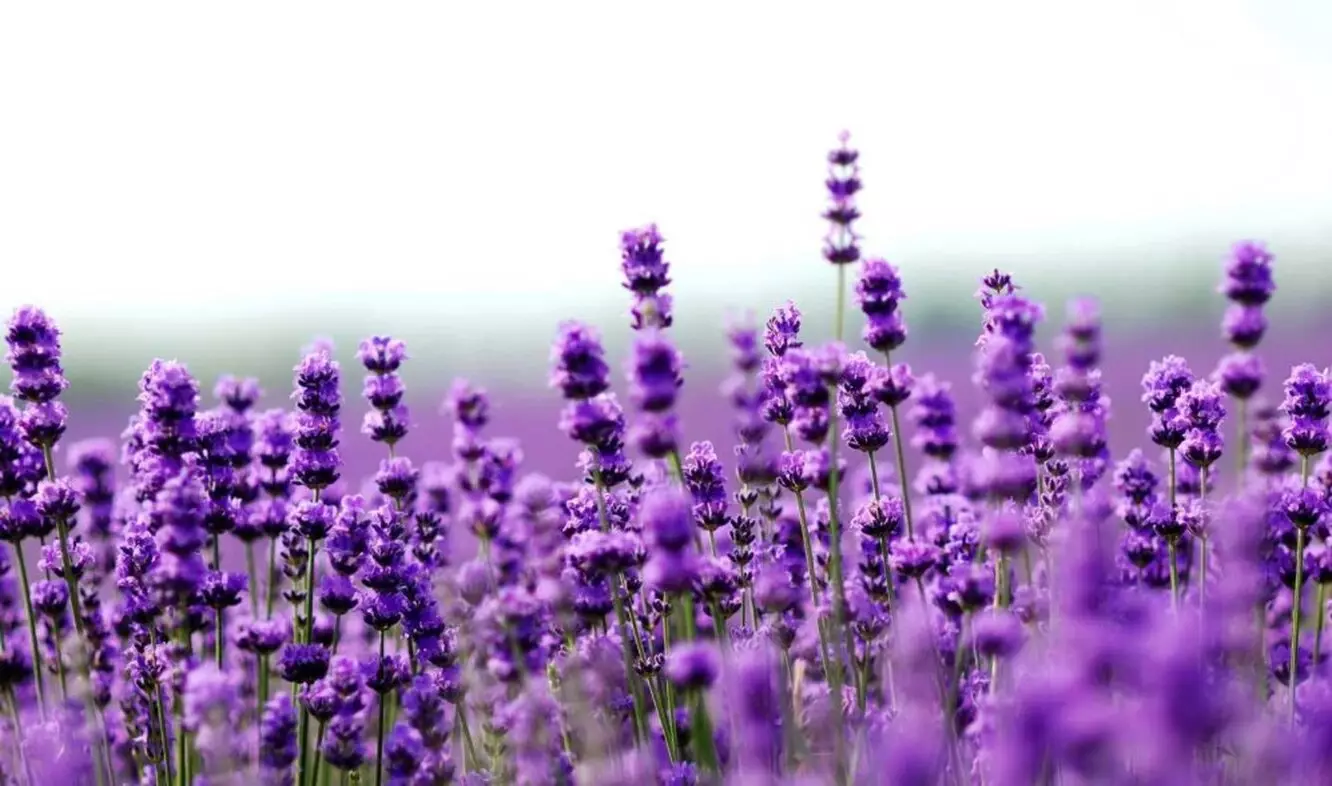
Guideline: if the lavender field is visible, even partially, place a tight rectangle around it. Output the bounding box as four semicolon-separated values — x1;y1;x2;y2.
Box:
4;127;1332;786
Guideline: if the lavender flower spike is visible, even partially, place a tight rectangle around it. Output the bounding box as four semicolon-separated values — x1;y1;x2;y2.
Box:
621;223;673;330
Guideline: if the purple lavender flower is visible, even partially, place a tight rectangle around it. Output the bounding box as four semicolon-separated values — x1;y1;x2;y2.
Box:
621;224;673;330
971;607;1025;658
214;374;261;413
1142;356;1195;414
292;348;342;491
551;322;611;401
665;641;719;690
627;331;683;414
1282;365;1332;458
853;496;905;539
1216;352;1265;401
889;538;940;579
1223;304;1268;349
1222;240;1276;305
5;308;70;445
839;352;890;454
358;335;410;447
857;258;908;354
764;301;802;358
910;374;958;462
279;643;330;684
198;570;246;609
682;441;728;534
822;131;861;266
627;330;683;458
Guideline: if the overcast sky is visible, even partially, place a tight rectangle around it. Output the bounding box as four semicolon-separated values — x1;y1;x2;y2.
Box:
2;1;1330;326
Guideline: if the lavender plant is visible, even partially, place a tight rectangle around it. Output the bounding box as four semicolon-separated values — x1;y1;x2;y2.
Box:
1;136;1330;786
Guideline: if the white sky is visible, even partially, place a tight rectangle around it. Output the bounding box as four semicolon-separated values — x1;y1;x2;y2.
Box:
1;1;1330;324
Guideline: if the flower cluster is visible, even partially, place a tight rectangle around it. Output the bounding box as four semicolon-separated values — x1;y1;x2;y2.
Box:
6;136;1332;786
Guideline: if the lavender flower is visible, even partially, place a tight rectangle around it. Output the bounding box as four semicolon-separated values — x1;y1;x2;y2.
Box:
292;348;342;491
822;131;861;266
359;335;410;448
627;330;683;459
857;258;908;354
6;306;69;447
621;224;673;330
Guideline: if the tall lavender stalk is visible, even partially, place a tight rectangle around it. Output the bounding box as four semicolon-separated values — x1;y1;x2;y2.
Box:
0;406;46;717
1178;380;1225;605
855;258;914;534
1142;355;1195;608
551;322;651;746
5;308;81;658
1281;364;1331;718
823;131;862;343
1216;241;1275;485
973;284;1043;608
290;345;341;786
820;136;863;742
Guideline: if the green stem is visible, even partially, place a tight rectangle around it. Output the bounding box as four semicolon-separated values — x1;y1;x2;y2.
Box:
312;720;328;786
666;449;685;484
175;695;188;786
610;572;648;743
215;608;225;669
53;626;68;698
1168;447;1177;510
1167;448;1179;612
1291;455;1312;722
1291;525;1307;722
1256;603;1270;703
689;688;720;773
1168;540;1180;613
246;541;259;617
678;594;720;772
1315;584;1328;670
835;260;846;343
884;352;916;539
1235;396;1249;489
455;701;479;772
148;627;173;785
783;428;839;706
256;654;266;773
266;536;279;619
1198;467;1209;611
11;542;47;718
297;684;312;786
824;384;852;674
375;632;388;786
624;576;677;761
304;536;319;646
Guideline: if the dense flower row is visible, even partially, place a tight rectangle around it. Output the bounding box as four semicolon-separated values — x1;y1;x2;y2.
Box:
0;136;1327;786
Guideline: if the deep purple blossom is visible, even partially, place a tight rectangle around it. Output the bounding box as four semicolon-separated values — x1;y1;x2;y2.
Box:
822;131;862;265
551;322;611;401
621;224;673;330
292;348;342;490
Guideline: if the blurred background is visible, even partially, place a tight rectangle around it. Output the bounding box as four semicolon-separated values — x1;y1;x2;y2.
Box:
1;1;1330;479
